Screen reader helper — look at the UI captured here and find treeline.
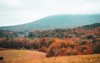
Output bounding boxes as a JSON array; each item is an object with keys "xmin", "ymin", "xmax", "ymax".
[
  {"xmin": 0, "ymin": 23, "xmax": 100, "ymax": 39},
  {"xmin": 0, "ymin": 37, "xmax": 100, "ymax": 57},
  {"xmin": 0, "ymin": 24, "xmax": 100, "ymax": 57},
  {"xmin": 28, "ymin": 27, "xmax": 100, "ymax": 39},
  {"xmin": 0, "ymin": 30, "xmax": 18, "ymax": 38}
]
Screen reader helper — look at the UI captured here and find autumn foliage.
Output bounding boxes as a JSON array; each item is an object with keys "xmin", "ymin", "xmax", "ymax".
[{"xmin": 0, "ymin": 25, "xmax": 100, "ymax": 57}]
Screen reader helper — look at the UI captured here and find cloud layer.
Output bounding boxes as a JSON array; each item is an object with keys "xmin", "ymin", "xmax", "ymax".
[{"xmin": 0, "ymin": 0, "xmax": 100, "ymax": 26}]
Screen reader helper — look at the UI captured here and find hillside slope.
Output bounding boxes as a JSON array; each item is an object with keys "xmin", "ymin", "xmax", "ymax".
[
  {"xmin": 83, "ymin": 23, "xmax": 100, "ymax": 29},
  {"xmin": 0, "ymin": 14, "xmax": 100, "ymax": 31},
  {"xmin": 0, "ymin": 50, "xmax": 46, "ymax": 63},
  {"xmin": 0, "ymin": 50, "xmax": 100, "ymax": 63}
]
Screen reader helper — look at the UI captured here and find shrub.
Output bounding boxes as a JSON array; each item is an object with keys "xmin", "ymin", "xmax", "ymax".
[
  {"xmin": 65, "ymin": 47, "xmax": 72, "ymax": 55},
  {"xmin": 80, "ymin": 45, "xmax": 88, "ymax": 54},
  {"xmin": 46, "ymin": 46, "xmax": 54, "ymax": 57},
  {"xmin": 39, "ymin": 46, "xmax": 47, "ymax": 53},
  {"xmin": 93, "ymin": 43, "xmax": 100, "ymax": 54},
  {"xmin": 71, "ymin": 49, "xmax": 78, "ymax": 55},
  {"xmin": 58, "ymin": 47, "xmax": 66, "ymax": 56},
  {"xmin": 46, "ymin": 42, "xmax": 60, "ymax": 57}
]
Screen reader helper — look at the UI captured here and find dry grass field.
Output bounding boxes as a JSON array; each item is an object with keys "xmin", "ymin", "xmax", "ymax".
[
  {"xmin": 0, "ymin": 50, "xmax": 100, "ymax": 63},
  {"xmin": 0, "ymin": 50, "xmax": 46, "ymax": 63}
]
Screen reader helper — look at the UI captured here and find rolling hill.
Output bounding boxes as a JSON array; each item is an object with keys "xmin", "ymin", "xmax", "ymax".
[
  {"xmin": 0, "ymin": 50, "xmax": 100, "ymax": 63},
  {"xmin": 0, "ymin": 14, "xmax": 100, "ymax": 31},
  {"xmin": 83, "ymin": 23, "xmax": 100, "ymax": 29}
]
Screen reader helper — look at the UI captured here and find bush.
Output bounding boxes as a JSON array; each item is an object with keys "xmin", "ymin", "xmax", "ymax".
[
  {"xmin": 65, "ymin": 47, "xmax": 72, "ymax": 55},
  {"xmin": 46, "ymin": 43, "xmax": 59, "ymax": 57},
  {"xmin": 80, "ymin": 45, "xmax": 88, "ymax": 54},
  {"xmin": 46, "ymin": 46, "xmax": 54, "ymax": 57},
  {"xmin": 39, "ymin": 46, "xmax": 47, "ymax": 53},
  {"xmin": 93, "ymin": 43, "xmax": 100, "ymax": 54},
  {"xmin": 58, "ymin": 47, "xmax": 66, "ymax": 56},
  {"xmin": 71, "ymin": 49, "xmax": 78, "ymax": 55}
]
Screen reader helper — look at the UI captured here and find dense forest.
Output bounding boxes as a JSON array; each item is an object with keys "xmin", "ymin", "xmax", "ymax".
[{"xmin": 0, "ymin": 23, "xmax": 100, "ymax": 57}]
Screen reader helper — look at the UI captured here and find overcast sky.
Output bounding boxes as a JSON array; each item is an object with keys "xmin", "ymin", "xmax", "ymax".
[{"xmin": 0, "ymin": 0, "xmax": 100, "ymax": 26}]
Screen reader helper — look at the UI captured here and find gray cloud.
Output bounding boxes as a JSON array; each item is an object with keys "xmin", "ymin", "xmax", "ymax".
[{"xmin": 0, "ymin": 0, "xmax": 100, "ymax": 26}]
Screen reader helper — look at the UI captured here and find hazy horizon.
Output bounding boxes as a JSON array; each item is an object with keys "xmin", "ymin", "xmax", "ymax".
[{"xmin": 0, "ymin": 0, "xmax": 100, "ymax": 26}]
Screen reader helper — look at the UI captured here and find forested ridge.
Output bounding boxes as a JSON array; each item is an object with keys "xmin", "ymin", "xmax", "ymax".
[{"xmin": 0, "ymin": 23, "xmax": 100, "ymax": 57}]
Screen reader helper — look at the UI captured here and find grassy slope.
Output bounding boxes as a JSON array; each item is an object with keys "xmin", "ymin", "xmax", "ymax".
[
  {"xmin": 0, "ymin": 50, "xmax": 46, "ymax": 63},
  {"xmin": 0, "ymin": 50, "xmax": 100, "ymax": 63},
  {"xmin": 34, "ymin": 54, "xmax": 100, "ymax": 63}
]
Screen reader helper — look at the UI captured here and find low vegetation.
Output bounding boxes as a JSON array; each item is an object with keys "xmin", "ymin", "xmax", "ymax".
[
  {"xmin": 0, "ymin": 24, "xmax": 100, "ymax": 57},
  {"xmin": 0, "ymin": 50, "xmax": 46, "ymax": 63},
  {"xmin": 0, "ymin": 23, "xmax": 100, "ymax": 63},
  {"xmin": 0, "ymin": 50, "xmax": 100, "ymax": 63}
]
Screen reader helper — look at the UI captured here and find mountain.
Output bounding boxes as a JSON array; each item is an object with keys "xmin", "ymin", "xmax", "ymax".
[
  {"xmin": 0, "ymin": 14, "xmax": 100, "ymax": 31},
  {"xmin": 83, "ymin": 23, "xmax": 100, "ymax": 29}
]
